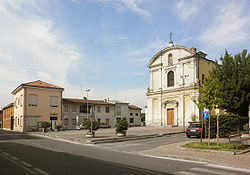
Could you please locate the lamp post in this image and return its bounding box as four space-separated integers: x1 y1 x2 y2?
180 75 189 132
86 89 91 140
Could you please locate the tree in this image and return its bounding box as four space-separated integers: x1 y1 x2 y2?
196 49 250 117
213 50 250 117
194 49 250 145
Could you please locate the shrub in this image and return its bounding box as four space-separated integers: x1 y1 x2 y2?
55 125 62 131
84 120 100 132
41 122 51 129
115 117 128 134
204 115 245 138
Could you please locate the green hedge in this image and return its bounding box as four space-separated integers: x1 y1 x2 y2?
204 115 247 138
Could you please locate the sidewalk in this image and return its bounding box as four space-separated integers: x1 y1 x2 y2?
139 139 250 170
29 126 184 144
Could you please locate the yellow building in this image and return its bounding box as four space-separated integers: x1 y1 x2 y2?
11 80 64 132
2 103 14 130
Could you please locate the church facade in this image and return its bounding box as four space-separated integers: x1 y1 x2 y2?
146 41 216 128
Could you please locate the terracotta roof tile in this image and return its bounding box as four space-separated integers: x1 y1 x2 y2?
63 98 114 105
23 80 64 89
128 105 142 110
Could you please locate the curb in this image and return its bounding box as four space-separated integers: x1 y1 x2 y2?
28 131 185 144
178 142 250 155
91 131 185 144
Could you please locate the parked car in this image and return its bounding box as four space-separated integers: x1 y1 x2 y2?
99 122 111 128
76 124 84 130
186 123 204 138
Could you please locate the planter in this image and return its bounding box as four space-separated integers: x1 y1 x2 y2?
86 131 95 138
117 132 126 137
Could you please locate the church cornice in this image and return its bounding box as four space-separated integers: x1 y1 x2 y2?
146 85 199 96
148 45 196 68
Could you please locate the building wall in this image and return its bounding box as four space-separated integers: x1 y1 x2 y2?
114 103 129 124
25 87 62 125
95 105 115 127
62 101 115 129
14 88 25 132
198 58 215 85
2 105 14 130
62 102 89 130
147 46 208 128
0 111 2 128
128 109 141 126
13 87 63 132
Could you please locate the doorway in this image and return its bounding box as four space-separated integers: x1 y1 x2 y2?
11 116 14 130
167 108 174 125
50 116 58 131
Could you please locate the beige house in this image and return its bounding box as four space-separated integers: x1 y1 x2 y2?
128 105 142 127
11 80 64 132
62 98 115 129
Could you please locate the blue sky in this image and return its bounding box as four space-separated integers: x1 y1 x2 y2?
0 0 250 109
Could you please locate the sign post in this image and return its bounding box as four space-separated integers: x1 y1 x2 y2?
249 106 250 136
90 107 94 142
203 109 209 141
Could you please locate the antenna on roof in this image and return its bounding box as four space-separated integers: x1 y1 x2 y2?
170 32 172 42
81 84 84 99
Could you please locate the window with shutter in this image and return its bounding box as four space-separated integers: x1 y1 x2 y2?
50 96 58 107
28 94 37 106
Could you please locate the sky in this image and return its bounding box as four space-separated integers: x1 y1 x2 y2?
0 0 250 110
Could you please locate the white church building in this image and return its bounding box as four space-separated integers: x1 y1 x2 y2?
146 40 216 128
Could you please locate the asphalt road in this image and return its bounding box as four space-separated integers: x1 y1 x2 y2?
0 130 249 175
96 133 189 153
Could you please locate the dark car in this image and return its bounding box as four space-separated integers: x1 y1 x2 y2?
186 123 204 138
99 122 111 128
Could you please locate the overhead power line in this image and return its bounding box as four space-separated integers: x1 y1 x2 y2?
204 0 232 52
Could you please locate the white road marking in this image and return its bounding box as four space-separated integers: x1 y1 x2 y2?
10 156 19 161
0 153 39 175
205 164 250 174
174 171 201 175
20 161 32 167
139 154 206 165
34 168 49 175
190 167 238 175
2 152 10 156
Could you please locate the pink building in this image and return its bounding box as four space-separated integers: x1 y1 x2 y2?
12 80 64 132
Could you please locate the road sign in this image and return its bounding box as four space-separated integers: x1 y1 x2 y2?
202 111 209 119
90 114 95 119
90 107 94 114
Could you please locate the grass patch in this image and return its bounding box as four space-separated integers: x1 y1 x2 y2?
181 142 250 152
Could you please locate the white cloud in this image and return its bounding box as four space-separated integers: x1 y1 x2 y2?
120 0 151 18
87 0 151 18
0 1 81 107
175 0 201 21
126 38 167 56
199 1 250 49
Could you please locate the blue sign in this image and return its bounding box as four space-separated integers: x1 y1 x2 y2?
202 111 209 119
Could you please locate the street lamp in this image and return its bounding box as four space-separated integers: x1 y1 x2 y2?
86 89 91 140
180 75 189 132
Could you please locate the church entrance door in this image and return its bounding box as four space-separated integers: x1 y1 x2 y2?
167 108 174 125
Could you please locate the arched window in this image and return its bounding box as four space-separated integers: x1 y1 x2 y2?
168 54 173 66
167 71 174 87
